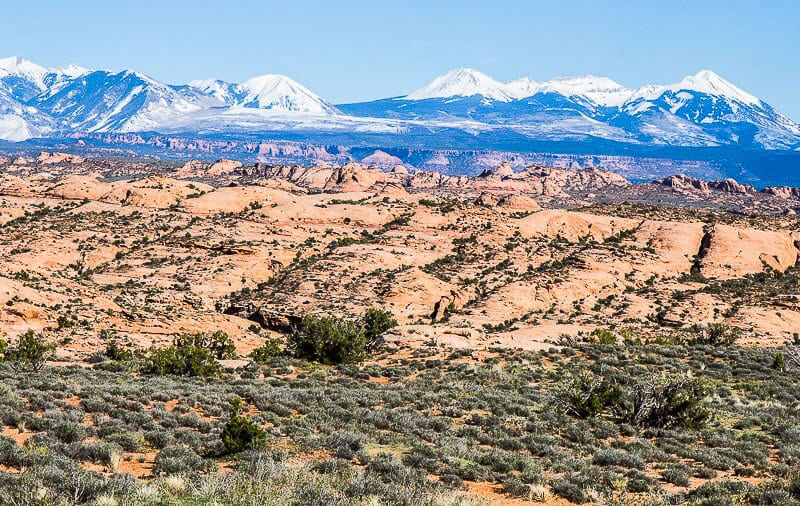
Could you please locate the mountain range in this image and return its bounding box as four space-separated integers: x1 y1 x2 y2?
1 56 799 154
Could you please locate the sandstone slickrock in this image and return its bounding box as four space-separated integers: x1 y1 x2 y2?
517 210 640 242
1 159 800 357
698 224 799 277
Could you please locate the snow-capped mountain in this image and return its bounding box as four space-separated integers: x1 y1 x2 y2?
404 68 514 102
187 74 338 114
235 74 339 114
0 56 88 101
396 69 633 108
340 68 800 149
535 76 633 108
0 57 342 140
187 79 240 104
505 77 539 100
617 70 800 148
31 69 217 133
0 57 797 153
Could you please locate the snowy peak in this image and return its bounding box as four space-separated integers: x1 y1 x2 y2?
405 69 633 106
0 57 88 89
537 75 634 107
53 63 89 79
0 56 52 101
32 69 210 133
188 79 239 104
0 56 49 86
0 57 796 152
668 69 761 105
633 70 762 106
236 74 338 114
405 68 513 102
505 77 539 100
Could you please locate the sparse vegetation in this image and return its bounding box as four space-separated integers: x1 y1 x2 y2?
0 343 795 503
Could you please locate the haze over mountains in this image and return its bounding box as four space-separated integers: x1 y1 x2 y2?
1 56 798 154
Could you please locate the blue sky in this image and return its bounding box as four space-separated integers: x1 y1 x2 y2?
3 0 798 119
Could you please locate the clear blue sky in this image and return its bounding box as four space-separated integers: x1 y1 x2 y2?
3 0 798 119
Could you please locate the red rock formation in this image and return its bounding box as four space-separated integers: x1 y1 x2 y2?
763 186 800 199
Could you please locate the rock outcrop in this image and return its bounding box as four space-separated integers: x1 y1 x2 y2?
208 159 243 176
655 174 756 195
37 152 85 164
245 162 629 199
699 224 799 278
763 186 800 199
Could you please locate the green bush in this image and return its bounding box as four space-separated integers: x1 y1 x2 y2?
5 330 55 372
590 327 616 345
361 307 397 347
558 371 711 430
104 339 134 361
249 337 284 362
289 314 367 364
221 397 267 454
174 331 236 359
662 464 691 486
144 343 221 377
621 375 711 429
153 445 209 475
689 323 741 345
772 352 786 371
556 371 622 418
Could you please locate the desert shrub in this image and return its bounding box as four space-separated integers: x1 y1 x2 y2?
152 445 208 475
503 477 531 498
174 331 235 359
221 397 267 454
326 430 365 459
5 330 55 372
143 344 221 377
52 420 87 444
145 430 175 449
552 473 596 503
439 473 463 489
772 352 786 371
589 328 616 345
249 337 284 362
557 369 710 430
104 339 134 362
366 452 419 484
620 375 711 429
592 448 645 469
662 463 691 486
361 307 397 347
694 466 718 479
689 323 741 345
289 314 367 364
555 371 622 418
104 431 144 452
